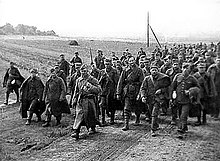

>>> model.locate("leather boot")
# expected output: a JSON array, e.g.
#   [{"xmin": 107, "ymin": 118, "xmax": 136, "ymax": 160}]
[
  {"xmin": 4, "ymin": 93, "xmax": 9, "ymax": 105},
  {"xmin": 134, "ymin": 114, "xmax": 140, "ymax": 126},
  {"xmin": 25, "ymin": 111, "xmax": 33, "ymax": 125},
  {"xmin": 71, "ymin": 129, "xmax": 80, "ymax": 140},
  {"xmin": 122, "ymin": 119, "xmax": 129, "ymax": 131},
  {"xmin": 42, "ymin": 115, "xmax": 51, "ymax": 127},
  {"xmin": 56, "ymin": 115, "xmax": 61, "ymax": 126}
]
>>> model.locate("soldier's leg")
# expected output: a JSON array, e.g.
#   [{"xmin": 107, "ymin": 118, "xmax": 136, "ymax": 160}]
[
  {"xmin": 4, "ymin": 91, "xmax": 10, "ymax": 105},
  {"xmin": 178, "ymin": 104, "xmax": 189, "ymax": 133},
  {"xmin": 25, "ymin": 99, "xmax": 39, "ymax": 125},
  {"xmin": 151, "ymin": 102, "xmax": 160, "ymax": 134},
  {"xmin": 56, "ymin": 114, "xmax": 62, "ymax": 126},
  {"xmin": 42, "ymin": 104, "xmax": 52, "ymax": 127},
  {"xmin": 71, "ymin": 124, "xmax": 81, "ymax": 140},
  {"xmin": 14, "ymin": 87, "xmax": 19, "ymax": 103},
  {"xmin": 214, "ymin": 96, "xmax": 220, "ymax": 119},
  {"xmin": 161, "ymin": 99, "xmax": 169, "ymax": 116},
  {"xmin": 171, "ymin": 103, "xmax": 178, "ymax": 125},
  {"xmin": 122, "ymin": 98, "xmax": 131, "ymax": 131},
  {"xmin": 99, "ymin": 96, "xmax": 107, "ymax": 126}
]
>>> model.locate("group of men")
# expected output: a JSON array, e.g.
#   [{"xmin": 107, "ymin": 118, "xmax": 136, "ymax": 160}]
[{"xmin": 3, "ymin": 41, "xmax": 220, "ymax": 139}]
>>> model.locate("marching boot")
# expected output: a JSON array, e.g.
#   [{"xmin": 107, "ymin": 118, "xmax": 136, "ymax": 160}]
[
  {"xmin": 36, "ymin": 113, "xmax": 42, "ymax": 122},
  {"xmin": 100, "ymin": 108, "xmax": 107, "ymax": 126},
  {"xmin": 56, "ymin": 115, "xmax": 61, "ymax": 126},
  {"xmin": 71, "ymin": 129, "xmax": 80, "ymax": 140},
  {"xmin": 122, "ymin": 119, "xmax": 129, "ymax": 131},
  {"xmin": 89, "ymin": 126, "xmax": 97, "ymax": 135},
  {"xmin": 4, "ymin": 93, "xmax": 9, "ymax": 105},
  {"xmin": 134, "ymin": 114, "xmax": 140, "ymax": 126},
  {"xmin": 110, "ymin": 110, "xmax": 115, "ymax": 125},
  {"xmin": 25, "ymin": 111, "xmax": 33, "ymax": 125},
  {"xmin": 42, "ymin": 115, "xmax": 51, "ymax": 127}
]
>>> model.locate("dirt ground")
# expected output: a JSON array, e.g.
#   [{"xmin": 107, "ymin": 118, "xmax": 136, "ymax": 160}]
[{"xmin": 0, "ymin": 36, "xmax": 220, "ymax": 161}]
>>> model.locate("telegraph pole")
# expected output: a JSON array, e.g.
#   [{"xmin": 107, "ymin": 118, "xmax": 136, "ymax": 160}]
[{"xmin": 147, "ymin": 12, "xmax": 150, "ymax": 47}]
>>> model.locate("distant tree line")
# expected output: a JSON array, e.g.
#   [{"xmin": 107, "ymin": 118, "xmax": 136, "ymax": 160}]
[{"xmin": 0, "ymin": 23, "xmax": 58, "ymax": 36}]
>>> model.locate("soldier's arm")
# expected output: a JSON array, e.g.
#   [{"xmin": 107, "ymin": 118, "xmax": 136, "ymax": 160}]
[
  {"xmin": 87, "ymin": 77, "xmax": 102, "ymax": 94},
  {"xmin": 59, "ymin": 78, "xmax": 66, "ymax": 100},
  {"xmin": 116, "ymin": 70, "xmax": 125, "ymax": 96},
  {"xmin": 140, "ymin": 77, "xmax": 148, "ymax": 99}
]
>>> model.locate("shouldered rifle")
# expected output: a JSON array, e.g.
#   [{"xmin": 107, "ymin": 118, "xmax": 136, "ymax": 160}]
[{"xmin": 90, "ymin": 48, "xmax": 94, "ymax": 65}]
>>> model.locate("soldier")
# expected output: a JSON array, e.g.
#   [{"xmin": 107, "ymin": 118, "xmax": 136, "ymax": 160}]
[
  {"xmin": 3, "ymin": 62, "xmax": 24, "ymax": 105},
  {"xmin": 19, "ymin": 69, "xmax": 44, "ymax": 125},
  {"xmin": 94, "ymin": 49, "xmax": 105, "ymax": 70},
  {"xmin": 207, "ymin": 57, "xmax": 220, "ymax": 119},
  {"xmin": 152, "ymin": 52, "xmax": 164, "ymax": 68},
  {"xmin": 140, "ymin": 64, "xmax": 171, "ymax": 136},
  {"xmin": 54, "ymin": 65, "xmax": 67, "ymax": 87},
  {"xmin": 98, "ymin": 58, "xmax": 119, "ymax": 125},
  {"xmin": 115, "ymin": 60, "xmax": 123, "ymax": 75},
  {"xmin": 171, "ymin": 63, "xmax": 199, "ymax": 134},
  {"xmin": 116, "ymin": 56, "xmax": 144, "ymax": 131},
  {"xmin": 68, "ymin": 62, "xmax": 82, "ymax": 108},
  {"xmin": 194, "ymin": 62, "xmax": 216, "ymax": 125},
  {"xmin": 90, "ymin": 63, "xmax": 100, "ymax": 79},
  {"xmin": 166, "ymin": 59, "xmax": 182, "ymax": 125},
  {"xmin": 142, "ymin": 57, "xmax": 151, "ymax": 77},
  {"xmin": 136, "ymin": 48, "xmax": 146, "ymax": 65},
  {"xmin": 71, "ymin": 64, "xmax": 102, "ymax": 140},
  {"xmin": 70, "ymin": 52, "xmax": 82, "ymax": 75},
  {"xmin": 160, "ymin": 55, "xmax": 172, "ymax": 74},
  {"xmin": 57, "ymin": 54, "xmax": 70, "ymax": 77},
  {"xmin": 42, "ymin": 68, "xmax": 66, "ymax": 127}
]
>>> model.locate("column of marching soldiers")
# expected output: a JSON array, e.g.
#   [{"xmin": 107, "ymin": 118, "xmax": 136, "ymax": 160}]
[{"xmin": 3, "ymin": 42, "xmax": 220, "ymax": 139}]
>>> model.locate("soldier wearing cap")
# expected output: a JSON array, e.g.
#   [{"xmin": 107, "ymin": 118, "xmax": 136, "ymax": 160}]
[
  {"xmin": 193, "ymin": 62, "xmax": 216, "ymax": 125},
  {"xmin": 20, "ymin": 68, "xmax": 44, "ymax": 125},
  {"xmin": 57, "ymin": 54, "xmax": 70, "ymax": 77},
  {"xmin": 42, "ymin": 68, "xmax": 66, "ymax": 127},
  {"xmin": 68, "ymin": 62, "xmax": 82, "ymax": 108},
  {"xmin": 205, "ymin": 51, "xmax": 215, "ymax": 68},
  {"xmin": 94, "ymin": 49, "xmax": 105, "ymax": 70},
  {"xmin": 98, "ymin": 58, "xmax": 120, "ymax": 125},
  {"xmin": 171, "ymin": 63, "xmax": 199, "ymax": 135},
  {"xmin": 140, "ymin": 63, "xmax": 171, "ymax": 136},
  {"xmin": 152, "ymin": 52, "xmax": 164, "ymax": 68},
  {"xmin": 71, "ymin": 64, "xmax": 102, "ymax": 140},
  {"xmin": 116, "ymin": 60, "xmax": 123, "ymax": 75},
  {"xmin": 142, "ymin": 57, "xmax": 151, "ymax": 77},
  {"xmin": 116, "ymin": 56, "xmax": 144, "ymax": 131},
  {"xmin": 166, "ymin": 59, "xmax": 182, "ymax": 125},
  {"xmin": 160, "ymin": 55, "xmax": 172, "ymax": 74},
  {"xmin": 3, "ymin": 62, "xmax": 25, "ymax": 105},
  {"xmin": 138, "ymin": 55, "xmax": 146, "ymax": 69},
  {"xmin": 55, "ymin": 65, "xmax": 67, "ymax": 87},
  {"xmin": 136, "ymin": 48, "xmax": 146, "ymax": 65},
  {"xmin": 70, "ymin": 51, "xmax": 83, "ymax": 75},
  {"xmin": 207, "ymin": 56, "xmax": 220, "ymax": 119}
]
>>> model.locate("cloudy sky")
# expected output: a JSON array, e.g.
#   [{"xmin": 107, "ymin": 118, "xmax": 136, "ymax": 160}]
[{"xmin": 0, "ymin": 0, "xmax": 220, "ymax": 39}]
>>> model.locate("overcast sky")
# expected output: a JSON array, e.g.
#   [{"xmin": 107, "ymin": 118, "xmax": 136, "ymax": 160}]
[{"xmin": 0, "ymin": 0, "xmax": 220, "ymax": 39}]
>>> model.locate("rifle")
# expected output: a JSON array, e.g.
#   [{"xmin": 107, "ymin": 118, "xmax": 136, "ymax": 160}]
[{"xmin": 90, "ymin": 48, "xmax": 94, "ymax": 65}]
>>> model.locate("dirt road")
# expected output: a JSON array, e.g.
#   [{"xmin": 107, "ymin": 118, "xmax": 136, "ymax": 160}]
[{"xmin": 0, "ymin": 37, "xmax": 220, "ymax": 161}]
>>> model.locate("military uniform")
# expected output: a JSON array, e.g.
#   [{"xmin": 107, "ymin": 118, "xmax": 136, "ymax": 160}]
[
  {"xmin": 140, "ymin": 72, "xmax": 171, "ymax": 134},
  {"xmin": 57, "ymin": 59, "xmax": 70, "ymax": 77},
  {"xmin": 172, "ymin": 72, "xmax": 199, "ymax": 132},
  {"xmin": 116, "ymin": 64, "xmax": 144, "ymax": 130},
  {"xmin": 20, "ymin": 73, "xmax": 44, "ymax": 125},
  {"xmin": 43, "ymin": 74, "xmax": 66, "ymax": 127},
  {"xmin": 3, "ymin": 65, "xmax": 24, "ymax": 104},
  {"xmin": 72, "ymin": 74, "xmax": 101, "ymax": 138},
  {"xmin": 98, "ymin": 66, "xmax": 119, "ymax": 125},
  {"xmin": 194, "ymin": 71, "xmax": 216, "ymax": 124}
]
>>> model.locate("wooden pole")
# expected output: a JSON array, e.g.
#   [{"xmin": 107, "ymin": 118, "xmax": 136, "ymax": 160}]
[
  {"xmin": 149, "ymin": 25, "xmax": 162, "ymax": 48},
  {"xmin": 147, "ymin": 12, "xmax": 150, "ymax": 47}
]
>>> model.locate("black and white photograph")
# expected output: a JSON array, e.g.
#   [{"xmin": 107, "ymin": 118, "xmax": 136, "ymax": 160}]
[{"xmin": 0, "ymin": 0, "xmax": 220, "ymax": 160}]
